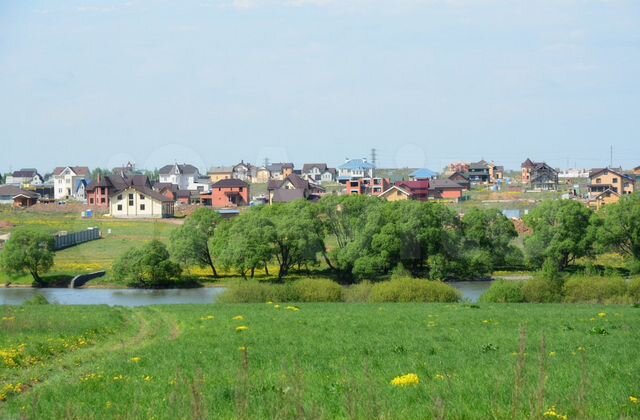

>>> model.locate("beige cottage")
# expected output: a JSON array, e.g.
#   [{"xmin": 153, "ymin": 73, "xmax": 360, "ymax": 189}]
[{"xmin": 109, "ymin": 186, "xmax": 174, "ymax": 218}]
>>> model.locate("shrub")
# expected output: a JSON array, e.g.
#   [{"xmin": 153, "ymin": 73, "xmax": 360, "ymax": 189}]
[
  {"xmin": 391, "ymin": 263, "xmax": 412, "ymax": 279},
  {"xmin": 291, "ymin": 279, "xmax": 343, "ymax": 302},
  {"xmin": 480, "ymin": 280, "xmax": 525, "ymax": 303},
  {"xmin": 626, "ymin": 277, "xmax": 640, "ymax": 303},
  {"xmin": 343, "ymin": 281, "xmax": 374, "ymax": 303},
  {"xmin": 112, "ymin": 240, "xmax": 182, "ymax": 288},
  {"xmin": 563, "ymin": 276, "xmax": 628, "ymax": 303},
  {"xmin": 522, "ymin": 277, "xmax": 563, "ymax": 303},
  {"xmin": 370, "ymin": 278, "xmax": 460, "ymax": 303}
]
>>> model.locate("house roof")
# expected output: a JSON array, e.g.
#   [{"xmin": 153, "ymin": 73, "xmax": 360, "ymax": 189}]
[
  {"xmin": 11, "ymin": 169, "xmax": 40, "ymax": 178},
  {"xmin": 159, "ymin": 163, "xmax": 199, "ymax": 175},
  {"xmin": 396, "ymin": 180, "xmax": 430, "ymax": 192},
  {"xmin": 589, "ymin": 167, "xmax": 634, "ymax": 181},
  {"xmin": 429, "ymin": 179, "xmax": 465, "ymax": 190},
  {"xmin": 0, "ymin": 185, "xmax": 39, "ymax": 199},
  {"xmin": 302, "ymin": 163, "xmax": 328, "ymax": 173},
  {"xmin": 449, "ymin": 171, "xmax": 469, "ymax": 181},
  {"xmin": 267, "ymin": 162, "xmax": 294, "ymax": 172},
  {"xmin": 176, "ymin": 190, "xmax": 192, "ymax": 198},
  {"xmin": 110, "ymin": 185, "xmax": 173, "ymax": 203},
  {"xmin": 338, "ymin": 159, "xmax": 375, "ymax": 170},
  {"xmin": 153, "ymin": 182, "xmax": 179, "ymax": 193},
  {"xmin": 52, "ymin": 166, "xmax": 91, "ymax": 176},
  {"xmin": 379, "ymin": 185, "xmax": 412, "ymax": 198},
  {"xmin": 592, "ymin": 189, "xmax": 620, "ymax": 200},
  {"xmin": 208, "ymin": 166, "xmax": 233, "ymax": 174},
  {"xmin": 409, "ymin": 168, "xmax": 437, "ymax": 179},
  {"xmin": 521, "ymin": 158, "xmax": 534, "ymax": 168},
  {"xmin": 468, "ymin": 162, "xmax": 490, "ymax": 170},
  {"xmin": 212, "ymin": 178, "xmax": 249, "ymax": 188}
]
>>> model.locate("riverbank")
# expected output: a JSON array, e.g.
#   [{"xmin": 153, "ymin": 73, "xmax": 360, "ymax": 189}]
[{"xmin": 1, "ymin": 303, "xmax": 639, "ymax": 419}]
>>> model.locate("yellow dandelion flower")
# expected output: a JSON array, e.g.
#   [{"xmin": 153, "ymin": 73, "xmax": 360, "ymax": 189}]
[
  {"xmin": 434, "ymin": 374, "xmax": 446, "ymax": 381},
  {"xmin": 232, "ymin": 315, "xmax": 244, "ymax": 321},
  {"xmin": 105, "ymin": 401, "xmax": 113, "ymax": 409},
  {"xmin": 390, "ymin": 373, "xmax": 420, "ymax": 387},
  {"xmin": 130, "ymin": 357, "xmax": 142, "ymax": 363},
  {"xmin": 598, "ymin": 312, "xmax": 607, "ymax": 318},
  {"xmin": 236, "ymin": 326, "xmax": 249, "ymax": 332},
  {"xmin": 285, "ymin": 306, "xmax": 300, "ymax": 311},
  {"xmin": 200, "ymin": 315, "xmax": 214, "ymax": 321},
  {"xmin": 113, "ymin": 374, "xmax": 125, "ymax": 381},
  {"xmin": 630, "ymin": 396, "xmax": 639, "ymax": 404},
  {"xmin": 482, "ymin": 320, "xmax": 490, "ymax": 324},
  {"xmin": 274, "ymin": 305, "xmax": 281, "ymax": 309},
  {"xmin": 266, "ymin": 301, "xmax": 273, "ymax": 304},
  {"xmin": 143, "ymin": 375, "xmax": 153, "ymax": 382}
]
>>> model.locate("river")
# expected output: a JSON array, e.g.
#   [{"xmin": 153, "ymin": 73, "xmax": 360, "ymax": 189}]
[{"xmin": 0, "ymin": 281, "xmax": 492, "ymax": 306}]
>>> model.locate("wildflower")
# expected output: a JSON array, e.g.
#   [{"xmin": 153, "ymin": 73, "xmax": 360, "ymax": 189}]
[
  {"xmin": 266, "ymin": 301, "xmax": 273, "ymax": 304},
  {"xmin": 543, "ymin": 406, "xmax": 568, "ymax": 419},
  {"xmin": 577, "ymin": 346, "xmax": 585, "ymax": 352},
  {"xmin": 232, "ymin": 315, "xmax": 244, "ymax": 321},
  {"xmin": 390, "ymin": 373, "xmax": 420, "ymax": 387},
  {"xmin": 549, "ymin": 352, "xmax": 557, "ymax": 357},
  {"xmin": 143, "ymin": 375, "xmax": 153, "ymax": 382},
  {"xmin": 105, "ymin": 401, "xmax": 113, "ymax": 409},
  {"xmin": 130, "ymin": 357, "xmax": 142, "ymax": 363},
  {"xmin": 285, "ymin": 306, "xmax": 300, "ymax": 311},
  {"xmin": 630, "ymin": 396, "xmax": 639, "ymax": 404},
  {"xmin": 482, "ymin": 320, "xmax": 490, "ymax": 324},
  {"xmin": 112, "ymin": 374, "xmax": 125, "ymax": 381},
  {"xmin": 434, "ymin": 374, "xmax": 446, "ymax": 381},
  {"xmin": 236, "ymin": 326, "xmax": 249, "ymax": 332},
  {"xmin": 598, "ymin": 312, "xmax": 607, "ymax": 318},
  {"xmin": 200, "ymin": 315, "xmax": 214, "ymax": 321},
  {"xmin": 1, "ymin": 317, "xmax": 15, "ymax": 322},
  {"xmin": 238, "ymin": 346, "xmax": 248, "ymax": 352},
  {"xmin": 274, "ymin": 305, "xmax": 281, "ymax": 309}
]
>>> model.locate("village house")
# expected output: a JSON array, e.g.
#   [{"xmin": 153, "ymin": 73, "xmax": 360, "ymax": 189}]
[
  {"xmin": 208, "ymin": 166, "xmax": 233, "ymax": 183},
  {"xmin": 521, "ymin": 158, "xmax": 559, "ymax": 190},
  {"xmin": 337, "ymin": 158, "xmax": 375, "ymax": 183},
  {"xmin": 201, "ymin": 178, "xmax": 250, "ymax": 208},
  {"xmin": 587, "ymin": 168, "xmax": 635, "ymax": 204},
  {"xmin": 346, "ymin": 177, "xmax": 390, "ymax": 196},
  {"xmin": 109, "ymin": 186, "xmax": 174, "ymax": 218},
  {"xmin": 428, "ymin": 179, "xmax": 466, "ymax": 201},
  {"xmin": 5, "ymin": 169, "xmax": 44, "ymax": 187},
  {"xmin": 409, "ymin": 168, "xmax": 438, "ymax": 181},
  {"xmin": 301, "ymin": 164, "xmax": 336, "ymax": 184},
  {"xmin": 87, "ymin": 174, "xmax": 150, "ymax": 207},
  {"xmin": 379, "ymin": 180, "xmax": 430, "ymax": 202},
  {"xmin": 254, "ymin": 167, "xmax": 271, "ymax": 183},
  {"xmin": 266, "ymin": 163, "xmax": 294, "ymax": 180},
  {"xmin": 467, "ymin": 161, "xmax": 491, "ymax": 184},
  {"xmin": 267, "ymin": 173, "xmax": 324, "ymax": 204},
  {"xmin": 158, "ymin": 163, "xmax": 200, "ymax": 191},
  {"xmin": 448, "ymin": 172, "xmax": 471, "ymax": 190},
  {"xmin": 52, "ymin": 166, "xmax": 91, "ymax": 200},
  {"xmin": 0, "ymin": 185, "xmax": 39, "ymax": 208},
  {"xmin": 232, "ymin": 161, "xmax": 256, "ymax": 183}
]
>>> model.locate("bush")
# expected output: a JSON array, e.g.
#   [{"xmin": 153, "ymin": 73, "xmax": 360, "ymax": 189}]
[
  {"xmin": 370, "ymin": 278, "xmax": 460, "ymax": 303},
  {"xmin": 522, "ymin": 277, "xmax": 563, "ymax": 303},
  {"xmin": 480, "ymin": 280, "xmax": 525, "ymax": 303},
  {"xmin": 626, "ymin": 277, "xmax": 640, "ymax": 303},
  {"xmin": 112, "ymin": 240, "xmax": 182, "ymax": 288},
  {"xmin": 219, "ymin": 278, "xmax": 343, "ymax": 303},
  {"xmin": 563, "ymin": 276, "xmax": 628, "ymax": 303},
  {"xmin": 343, "ymin": 281, "xmax": 374, "ymax": 303},
  {"xmin": 291, "ymin": 279, "xmax": 343, "ymax": 302}
]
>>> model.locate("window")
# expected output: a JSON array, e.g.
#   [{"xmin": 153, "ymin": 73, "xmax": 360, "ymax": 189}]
[
  {"xmin": 117, "ymin": 204, "xmax": 122, "ymax": 211},
  {"xmin": 140, "ymin": 204, "xmax": 145, "ymax": 211},
  {"xmin": 128, "ymin": 194, "xmax": 134, "ymax": 206},
  {"xmin": 612, "ymin": 178, "xmax": 618, "ymax": 183},
  {"xmin": 596, "ymin": 178, "xmax": 601, "ymax": 184},
  {"xmin": 101, "ymin": 198, "xmax": 106, "ymax": 204},
  {"xmin": 239, "ymin": 187, "xmax": 243, "ymax": 192},
  {"xmin": 117, "ymin": 194, "xmax": 122, "ymax": 200},
  {"xmin": 89, "ymin": 198, "xmax": 94, "ymax": 204},
  {"xmin": 139, "ymin": 194, "xmax": 145, "ymax": 200}
]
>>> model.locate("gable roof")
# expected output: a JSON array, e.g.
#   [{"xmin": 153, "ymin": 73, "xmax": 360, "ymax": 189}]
[
  {"xmin": 212, "ymin": 178, "xmax": 249, "ymax": 188},
  {"xmin": 521, "ymin": 158, "xmax": 534, "ymax": 168},
  {"xmin": 267, "ymin": 162, "xmax": 294, "ymax": 172},
  {"xmin": 429, "ymin": 179, "xmax": 465, "ymax": 190},
  {"xmin": 0, "ymin": 185, "xmax": 39, "ymax": 199},
  {"xmin": 592, "ymin": 188, "xmax": 620, "ymax": 200},
  {"xmin": 52, "ymin": 166, "xmax": 90, "ymax": 176},
  {"xmin": 449, "ymin": 171, "xmax": 469, "ymax": 181},
  {"xmin": 11, "ymin": 169, "xmax": 40, "ymax": 178},
  {"xmin": 208, "ymin": 166, "xmax": 233, "ymax": 174},
  {"xmin": 302, "ymin": 163, "xmax": 328, "ymax": 173},
  {"xmin": 589, "ymin": 167, "xmax": 634, "ymax": 181},
  {"xmin": 379, "ymin": 185, "xmax": 412, "ymax": 199},
  {"xmin": 158, "ymin": 163, "xmax": 199, "ymax": 176},
  {"xmin": 109, "ymin": 185, "xmax": 173, "ymax": 203}
]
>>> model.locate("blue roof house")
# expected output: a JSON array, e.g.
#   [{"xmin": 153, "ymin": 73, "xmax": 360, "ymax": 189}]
[
  {"xmin": 337, "ymin": 158, "xmax": 375, "ymax": 183},
  {"xmin": 409, "ymin": 168, "xmax": 438, "ymax": 181}
]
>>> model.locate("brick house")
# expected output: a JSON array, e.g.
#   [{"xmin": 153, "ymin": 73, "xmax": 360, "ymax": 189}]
[{"xmin": 203, "ymin": 179, "xmax": 250, "ymax": 208}]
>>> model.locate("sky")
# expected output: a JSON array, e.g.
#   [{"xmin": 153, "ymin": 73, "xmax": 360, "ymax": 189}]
[{"xmin": 1, "ymin": 0, "xmax": 639, "ymax": 174}]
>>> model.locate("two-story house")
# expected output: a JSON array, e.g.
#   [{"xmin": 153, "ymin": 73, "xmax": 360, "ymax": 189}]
[
  {"xmin": 346, "ymin": 177, "xmax": 390, "ymax": 196},
  {"xmin": 467, "ymin": 161, "xmax": 491, "ymax": 184},
  {"xmin": 521, "ymin": 158, "xmax": 559, "ymax": 190},
  {"xmin": 379, "ymin": 180, "xmax": 430, "ymax": 202},
  {"xmin": 232, "ymin": 161, "xmax": 257, "ymax": 183},
  {"xmin": 109, "ymin": 186, "xmax": 174, "ymax": 218},
  {"xmin": 302, "ymin": 163, "xmax": 336, "ymax": 183},
  {"xmin": 158, "ymin": 163, "xmax": 200, "ymax": 191},
  {"xmin": 87, "ymin": 173, "xmax": 149, "ymax": 207},
  {"xmin": 588, "ymin": 168, "xmax": 635, "ymax": 203},
  {"xmin": 201, "ymin": 178, "xmax": 250, "ymax": 208},
  {"xmin": 267, "ymin": 173, "xmax": 324, "ymax": 204},
  {"xmin": 337, "ymin": 158, "xmax": 375, "ymax": 183},
  {"xmin": 52, "ymin": 166, "xmax": 91, "ymax": 200},
  {"xmin": 5, "ymin": 169, "xmax": 44, "ymax": 187},
  {"xmin": 208, "ymin": 166, "xmax": 234, "ymax": 183}
]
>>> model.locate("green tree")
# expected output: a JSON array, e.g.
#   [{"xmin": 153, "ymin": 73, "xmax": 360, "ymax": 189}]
[
  {"xmin": 595, "ymin": 194, "xmax": 640, "ymax": 263},
  {"xmin": 90, "ymin": 167, "xmax": 112, "ymax": 180},
  {"xmin": 113, "ymin": 240, "xmax": 181, "ymax": 287},
  {"xmin": 0, "ymin": 229, "xmax": 55, "ymax": 286},
  {"xmin": 523, "ymin": 200, "xmax": 594, "ymax": 270},
  {"xmin": 213, "ymin": 208, "xmax": 275, "ymax": 279},
  {"xmin": 461, "ymin": 208, "xmax": 518, "ymax": 269},
  {"xmin": 170, "ymin": 208, "xmax": 222, "ymax": 277}
]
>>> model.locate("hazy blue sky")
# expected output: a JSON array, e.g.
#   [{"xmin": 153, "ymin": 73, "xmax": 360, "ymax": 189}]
[{"xmin": 1, "ymin": 0, "xmax": 639, "ymax": 174}]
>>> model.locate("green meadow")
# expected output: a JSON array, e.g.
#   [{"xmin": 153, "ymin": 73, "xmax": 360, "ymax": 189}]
[{"xmin": 2, "ymin": 303, "xmax": 640, "ymax": 419}]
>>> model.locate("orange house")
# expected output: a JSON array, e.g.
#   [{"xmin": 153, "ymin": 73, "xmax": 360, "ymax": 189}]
[{"xmin": 206, "ymin": 179, "xmax": 250, "ymax": 208}]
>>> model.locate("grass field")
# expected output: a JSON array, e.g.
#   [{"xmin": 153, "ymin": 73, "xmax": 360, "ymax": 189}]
[{"xmin": 1, "ymin": 303, "xmax": 639, "ymax": 419}]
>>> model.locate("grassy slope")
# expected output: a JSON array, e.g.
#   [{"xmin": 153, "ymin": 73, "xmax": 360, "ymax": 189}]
[{"xmin": 1, "ymin": 303, "xmax": 639, "ymax": 419}]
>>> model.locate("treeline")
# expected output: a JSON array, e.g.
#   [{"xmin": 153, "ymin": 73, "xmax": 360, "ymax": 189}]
[{"xmin": 112, "ymin": 193, "xmax": 640, "ymax": 286}]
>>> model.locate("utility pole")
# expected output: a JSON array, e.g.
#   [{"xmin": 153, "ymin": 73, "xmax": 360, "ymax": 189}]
[
  {"xmin": 370, "ymin": 148, "xmax": 377, "ymax": 168},
  {"xmin": 263, "ymin": 157, "xmax": 270, "ymax": 168},
  {"xmin": 609, "ymin": 145, "xmax": 613, "ymax": 168}
]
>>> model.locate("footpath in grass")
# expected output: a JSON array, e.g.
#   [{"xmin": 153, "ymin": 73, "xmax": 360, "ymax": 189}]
[{"xmin": 2, "ymin": 303, "xmax": 640, "ymax": 419}]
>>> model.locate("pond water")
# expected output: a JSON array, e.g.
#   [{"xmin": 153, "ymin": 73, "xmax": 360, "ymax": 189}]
[
  {"xmin": 0, "ymin": 287, "xmax": 226, "ymax": 307},
  {"xmin": 0, "ymin": 281, "xmax": 492, "ymax": 306}
]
